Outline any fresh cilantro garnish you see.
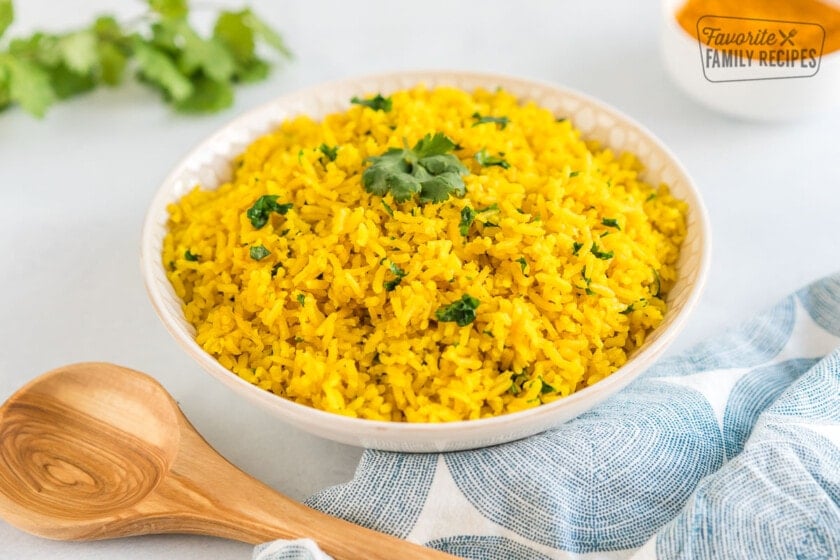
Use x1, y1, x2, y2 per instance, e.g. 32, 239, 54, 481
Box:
434, 294, 480, 327
249, 245, 270, 261
474, 149, 510, 169
362, 132, 469, 204
539, 377, 556, 394
572, 242, 583, 256
318, 143, 338, 162
380, 199, 394, 216
184, 249, 199, 262
0, 1, 291, 118
516, 257, 527, 273
459, 206, 476, 236
296, 293, 305, 305
581, 266, 594, 295
508, 371, 529, 395
646, 192, 657, 202
270, 262, 282, 278
602, 218, 621, 230
351, 93, 392, 112
620, 303, 635, 315
384, 261, 406, 292
569, 171, 580, 177
555, 117, 567, 122
476, 203, 499, 213
651, 268, 661, 297
591, 244, 614, 260
246, 195, 292, 229
471, 112, 508, 129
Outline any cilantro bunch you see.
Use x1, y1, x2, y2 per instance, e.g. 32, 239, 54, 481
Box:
0, 0, 291, 117
362, 132, 469, 204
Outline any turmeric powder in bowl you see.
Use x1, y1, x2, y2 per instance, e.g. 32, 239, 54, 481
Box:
676, 0, 840, 57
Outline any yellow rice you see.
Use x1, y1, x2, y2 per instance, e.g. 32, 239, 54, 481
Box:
163, 85, 687, 422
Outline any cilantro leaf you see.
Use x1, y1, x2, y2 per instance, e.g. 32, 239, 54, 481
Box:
246, 195, 292, 229
97, 41, 127, 86
651, 268, 661, 297
602, 218, 621, 230
214, 10, 255, 62
177, 23, 235, 83
475, 148, 509, 169
362, 132, 469, 205
184, 249, 199, 262
296, 293, 305, 306
351, 93, 391, 112
516, 257, 527, 273
2, 56, 54, 117
174, 74, 233, 113
58, 31, 98, 75
572, 241, 583, 256
459, 206, 476, 236
148, 0, 188, 19
133, 40, 193, 102
0, 0, 12, 41
250, 245, 270, 261
243, 10, 292, 59
620, 303, 635, 315
472, 112, 508, 129
435, 294, 480, 327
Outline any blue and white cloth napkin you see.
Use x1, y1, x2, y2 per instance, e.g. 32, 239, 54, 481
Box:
254, 273, 840, 560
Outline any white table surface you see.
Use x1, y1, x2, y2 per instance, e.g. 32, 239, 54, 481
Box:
2, 1, 839, 558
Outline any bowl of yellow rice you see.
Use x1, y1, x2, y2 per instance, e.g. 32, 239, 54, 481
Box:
141, 70, 710, 452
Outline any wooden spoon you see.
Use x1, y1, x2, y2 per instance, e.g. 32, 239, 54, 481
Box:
0, 363, 455, 559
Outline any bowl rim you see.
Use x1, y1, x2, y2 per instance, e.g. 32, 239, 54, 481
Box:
141, 69, 712, 441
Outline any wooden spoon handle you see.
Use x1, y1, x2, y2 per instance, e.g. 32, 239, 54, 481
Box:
152, 418, 458, 559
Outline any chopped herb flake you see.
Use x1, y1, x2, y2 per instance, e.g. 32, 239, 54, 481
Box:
435, 294, 480, 327
620, 303, 635, 315
380, 199, 394, 216
591, 244, 614, 260
249, 245, 270, 260
459, 206, 477, 236
270, 262, 282, 278
475, 149, 510, 169
646, 192, 657, 202
602, 218, 621, 230
516, 257, 527, 273
296, 293, 305, 305
539, 377, 556, 394
651, 268, 661, 297
384, 261, 407, 292
572, 242, 584, 256
569, 171, 580, 177
184, 249, 199, 262
318, 143, 338, 162
472, 112, 509, 129
351, 93, 392, 112
556, 117, 568, 122
362, 132, 469, 204
246, 195, 292, 229
476, 203, 499, 213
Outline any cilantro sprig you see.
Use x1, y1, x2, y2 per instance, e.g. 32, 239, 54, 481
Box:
362, 132, 469, 204
472, 112, 508, 129
0, 0, 292, 118
384, 261, 406, 292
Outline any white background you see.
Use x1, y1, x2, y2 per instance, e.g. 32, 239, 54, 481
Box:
1, 1, 839, 558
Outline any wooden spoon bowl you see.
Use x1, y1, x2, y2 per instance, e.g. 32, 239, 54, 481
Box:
0, 363, 454, 559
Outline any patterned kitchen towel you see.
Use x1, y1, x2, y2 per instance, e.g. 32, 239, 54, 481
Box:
254, 273, 840, 560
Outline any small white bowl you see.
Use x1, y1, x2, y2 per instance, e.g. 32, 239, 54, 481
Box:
661, 0, 840, 120
141, 71, 711, 452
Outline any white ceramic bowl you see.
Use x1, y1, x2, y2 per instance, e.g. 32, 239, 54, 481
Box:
141, 71, 711, 452
661, 0, 840, 120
